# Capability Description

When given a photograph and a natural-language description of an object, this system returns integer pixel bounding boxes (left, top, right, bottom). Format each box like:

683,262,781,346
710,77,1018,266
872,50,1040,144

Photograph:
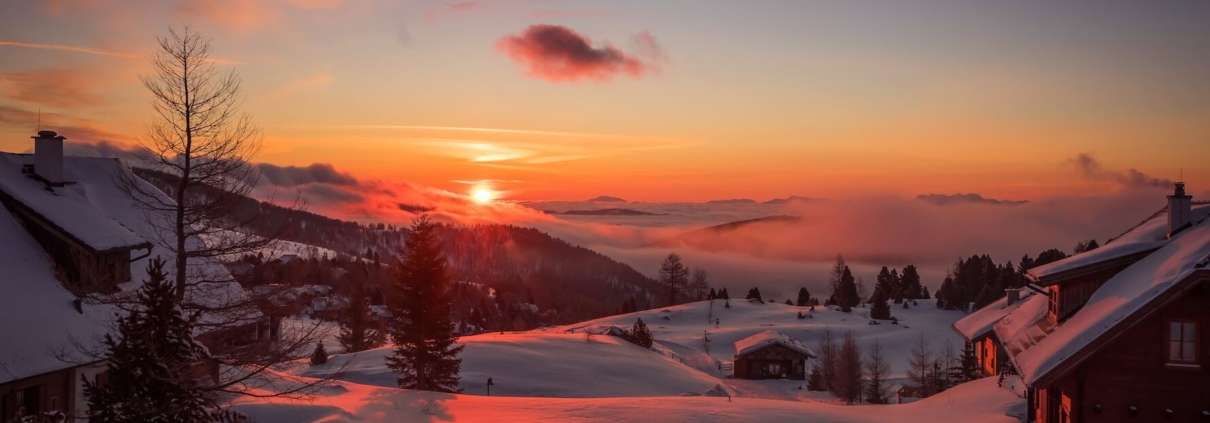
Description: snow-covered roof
0,205,118,383
1027,204,1210,282
1014,217,1210,385
953,291,1036,340
0,153,253,383
992,293,1051,358
734,330,815,358
0,154,148,251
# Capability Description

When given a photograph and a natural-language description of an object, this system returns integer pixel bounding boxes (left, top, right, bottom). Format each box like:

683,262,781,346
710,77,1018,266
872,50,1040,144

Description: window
1168,320,1198,365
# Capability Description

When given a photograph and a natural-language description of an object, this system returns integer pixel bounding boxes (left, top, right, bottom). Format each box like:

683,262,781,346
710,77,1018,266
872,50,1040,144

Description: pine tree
864,339,890,404
630,318,654,348
796,287,811,306
807,364,826,391
719,287,729,300
835,331,864,404
900,265,923,299
907,334,934,397
960,341,979,381
659,253,689,306
311,342,329,366
784,299,793,305
85,258,218,422
834,266,859,312
338,267,384,353
745,287,763,303
385,216,464,392
869,297,891,320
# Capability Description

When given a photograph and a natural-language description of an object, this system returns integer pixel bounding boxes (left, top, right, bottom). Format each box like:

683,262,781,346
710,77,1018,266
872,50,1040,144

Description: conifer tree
385,216,463,392
864,339,890,404
745,287,763,302
869,296,891,320
900,265,923,300
960,341,979,381
85,258,218,422
338,267,384,353
719,287,730,300
807,364,826,391
310,342,329,366
630,318,654,348
834,266,859,312
796,287,811,306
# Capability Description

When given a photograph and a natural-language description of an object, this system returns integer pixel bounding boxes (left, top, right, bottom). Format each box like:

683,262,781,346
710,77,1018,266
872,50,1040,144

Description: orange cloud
0,68,107,108
496,25,654,82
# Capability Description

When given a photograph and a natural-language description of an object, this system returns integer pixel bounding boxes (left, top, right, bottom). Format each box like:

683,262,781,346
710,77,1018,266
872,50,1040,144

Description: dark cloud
1070,153,1172,189
255,163,359,187
916,193,1028,206
300,183,364,204
496,25,652,82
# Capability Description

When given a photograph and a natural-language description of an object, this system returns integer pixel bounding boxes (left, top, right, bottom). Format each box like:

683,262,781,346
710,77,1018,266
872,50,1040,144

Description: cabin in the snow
733,330,814,380
955,182,1210,423
0,131,270,422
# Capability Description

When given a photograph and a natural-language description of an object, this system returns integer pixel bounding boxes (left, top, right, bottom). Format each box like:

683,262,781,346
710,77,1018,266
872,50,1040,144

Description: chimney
1167,182,1193,237
1005,288,1020,306
32,130,66,184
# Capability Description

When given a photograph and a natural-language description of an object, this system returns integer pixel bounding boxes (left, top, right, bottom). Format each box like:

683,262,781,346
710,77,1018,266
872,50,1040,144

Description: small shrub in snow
311,341,329,366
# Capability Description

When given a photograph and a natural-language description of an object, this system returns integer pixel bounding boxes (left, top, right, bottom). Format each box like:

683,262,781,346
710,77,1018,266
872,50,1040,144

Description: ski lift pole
486,377,494,396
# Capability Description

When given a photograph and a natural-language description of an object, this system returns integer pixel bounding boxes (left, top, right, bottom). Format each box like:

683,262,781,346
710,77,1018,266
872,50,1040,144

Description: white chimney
1167,182,1193,237
32,130,66,184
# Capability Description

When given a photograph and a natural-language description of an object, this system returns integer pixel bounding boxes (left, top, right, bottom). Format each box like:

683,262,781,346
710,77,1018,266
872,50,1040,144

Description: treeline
935,241,1096,311
808,331,981,403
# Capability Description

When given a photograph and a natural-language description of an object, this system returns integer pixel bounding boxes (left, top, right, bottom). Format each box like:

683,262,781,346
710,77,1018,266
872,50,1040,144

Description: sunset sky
2,0,1208,209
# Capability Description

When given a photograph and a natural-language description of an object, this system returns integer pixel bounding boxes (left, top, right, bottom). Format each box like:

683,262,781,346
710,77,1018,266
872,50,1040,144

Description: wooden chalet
733,330,814,380
955,182,1210,423
0,131,270,422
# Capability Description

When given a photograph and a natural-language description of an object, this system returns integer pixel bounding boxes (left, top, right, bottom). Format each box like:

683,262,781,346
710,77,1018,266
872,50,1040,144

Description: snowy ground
243,300,1019,421
558,299,969,380
233,375,1022,422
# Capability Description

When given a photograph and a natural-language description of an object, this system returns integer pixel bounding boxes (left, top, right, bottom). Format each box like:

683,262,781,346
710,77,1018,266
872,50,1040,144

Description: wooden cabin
956,182,1210,422
733,330,814,380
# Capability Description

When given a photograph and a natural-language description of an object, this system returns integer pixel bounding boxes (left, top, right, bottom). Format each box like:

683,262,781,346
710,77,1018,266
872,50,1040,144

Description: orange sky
1,1,1208,206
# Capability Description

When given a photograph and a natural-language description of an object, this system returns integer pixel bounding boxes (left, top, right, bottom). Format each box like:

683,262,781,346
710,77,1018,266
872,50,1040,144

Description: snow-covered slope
557,299,968,379
236,298,1011,422
233,372,1022,422
301,332,726,397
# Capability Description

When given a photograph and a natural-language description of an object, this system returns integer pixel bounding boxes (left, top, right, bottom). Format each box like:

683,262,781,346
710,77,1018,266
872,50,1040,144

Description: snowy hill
233,372,1020,422
236,299,1014,421
302,332,725,398
557,299,968,380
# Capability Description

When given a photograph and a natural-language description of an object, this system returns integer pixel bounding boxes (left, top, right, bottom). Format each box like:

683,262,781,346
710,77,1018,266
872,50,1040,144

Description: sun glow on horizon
470,184,497,205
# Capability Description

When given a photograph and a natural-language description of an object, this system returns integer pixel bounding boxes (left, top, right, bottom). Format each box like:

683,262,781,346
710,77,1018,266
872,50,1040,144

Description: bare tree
864,339,890,404
123,26,268,299
111,27,330,404
688,268,709,301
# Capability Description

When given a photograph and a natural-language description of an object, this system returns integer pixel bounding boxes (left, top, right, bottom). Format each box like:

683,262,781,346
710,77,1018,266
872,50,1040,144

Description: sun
470,185,496,205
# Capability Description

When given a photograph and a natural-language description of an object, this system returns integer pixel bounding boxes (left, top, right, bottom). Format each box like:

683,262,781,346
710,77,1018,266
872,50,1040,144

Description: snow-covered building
0,131,268,421
732,330,814,380
955,182,1210,423
952,288,1033,377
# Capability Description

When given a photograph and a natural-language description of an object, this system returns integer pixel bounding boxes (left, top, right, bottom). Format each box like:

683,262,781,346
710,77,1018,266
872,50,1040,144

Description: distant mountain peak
588,195,627,202
916,193,1028,206
763,195,814,205
705,198,757,205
